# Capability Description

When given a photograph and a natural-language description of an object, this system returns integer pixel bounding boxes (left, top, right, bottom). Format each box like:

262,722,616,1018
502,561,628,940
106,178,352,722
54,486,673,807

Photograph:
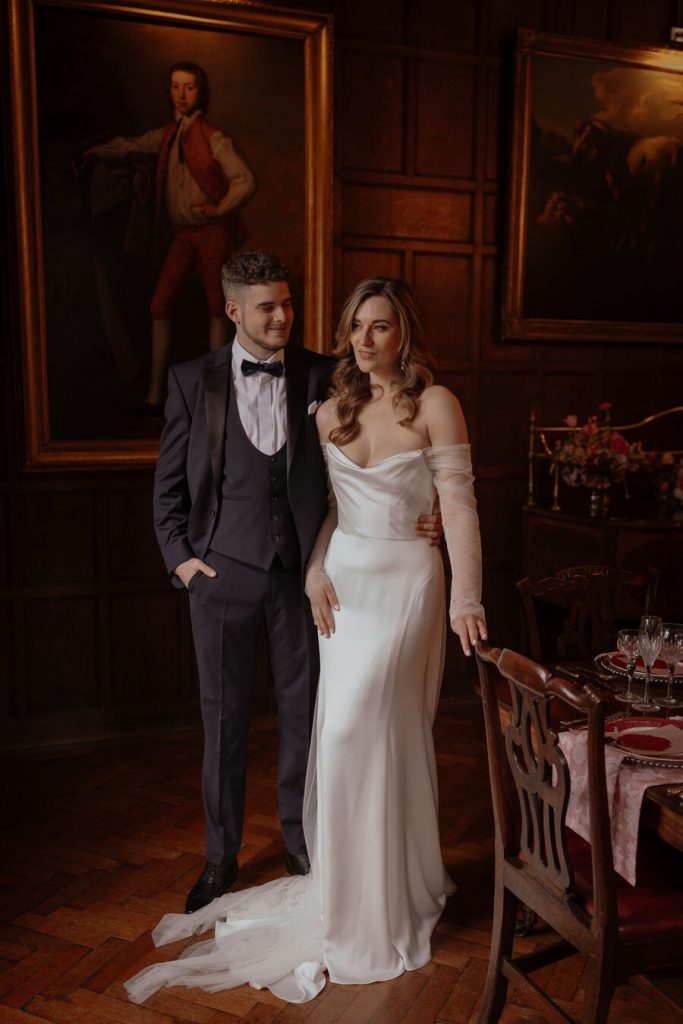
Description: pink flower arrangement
553,403,646,488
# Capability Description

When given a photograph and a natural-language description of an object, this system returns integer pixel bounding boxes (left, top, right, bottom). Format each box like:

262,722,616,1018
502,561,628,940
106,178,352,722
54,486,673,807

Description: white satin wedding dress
125,442,482,1005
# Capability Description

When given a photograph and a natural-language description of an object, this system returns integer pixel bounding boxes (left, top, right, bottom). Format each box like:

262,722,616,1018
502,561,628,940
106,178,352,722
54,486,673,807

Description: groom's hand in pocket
175,558,217,589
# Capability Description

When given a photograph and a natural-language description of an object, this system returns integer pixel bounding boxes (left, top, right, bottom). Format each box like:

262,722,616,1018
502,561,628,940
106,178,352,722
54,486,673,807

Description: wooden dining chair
516,564,660,664
475,642,683,1024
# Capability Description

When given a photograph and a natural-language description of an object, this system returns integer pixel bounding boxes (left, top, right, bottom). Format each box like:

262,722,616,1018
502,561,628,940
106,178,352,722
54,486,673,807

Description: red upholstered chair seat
566,827,683,941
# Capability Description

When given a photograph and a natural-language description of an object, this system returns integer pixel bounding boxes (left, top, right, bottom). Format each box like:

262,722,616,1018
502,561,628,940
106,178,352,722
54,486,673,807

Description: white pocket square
307,400,320,415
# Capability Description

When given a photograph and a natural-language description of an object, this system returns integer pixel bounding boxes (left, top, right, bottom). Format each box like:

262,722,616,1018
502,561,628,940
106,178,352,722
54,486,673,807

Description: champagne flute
633,615,663,713
615,628,640,703
659,622,683,709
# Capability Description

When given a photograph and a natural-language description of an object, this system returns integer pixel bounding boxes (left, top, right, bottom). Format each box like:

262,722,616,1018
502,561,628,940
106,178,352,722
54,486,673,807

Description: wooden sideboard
522,506,683,619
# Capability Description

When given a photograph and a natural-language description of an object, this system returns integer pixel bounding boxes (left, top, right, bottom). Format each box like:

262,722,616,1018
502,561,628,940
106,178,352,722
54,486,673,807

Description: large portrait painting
503,29,683,343
7,0,332,468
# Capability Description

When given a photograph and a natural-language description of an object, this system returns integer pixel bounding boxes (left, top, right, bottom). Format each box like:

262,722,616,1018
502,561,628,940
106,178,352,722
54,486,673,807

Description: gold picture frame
7,0,333,468
503,28,683,344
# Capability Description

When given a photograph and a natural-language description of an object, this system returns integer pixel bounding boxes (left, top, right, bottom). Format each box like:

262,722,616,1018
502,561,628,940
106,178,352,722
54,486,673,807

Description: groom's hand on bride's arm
306,570,339,639
452,615,488,657
174,557,217,589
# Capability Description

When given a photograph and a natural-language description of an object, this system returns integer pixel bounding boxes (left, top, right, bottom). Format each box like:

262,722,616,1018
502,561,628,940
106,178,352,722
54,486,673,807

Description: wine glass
659,622,683,709
633,615,663,713
615,628,640,703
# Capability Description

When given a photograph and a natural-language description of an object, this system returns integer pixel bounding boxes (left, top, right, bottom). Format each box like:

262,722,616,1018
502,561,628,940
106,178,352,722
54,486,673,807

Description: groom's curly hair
221,250,290,303
329,278,435,446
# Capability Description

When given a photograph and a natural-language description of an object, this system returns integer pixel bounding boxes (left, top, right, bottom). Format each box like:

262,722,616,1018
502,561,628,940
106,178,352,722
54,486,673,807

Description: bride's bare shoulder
315,398,340,442
420,385,468,445
420,384,465,420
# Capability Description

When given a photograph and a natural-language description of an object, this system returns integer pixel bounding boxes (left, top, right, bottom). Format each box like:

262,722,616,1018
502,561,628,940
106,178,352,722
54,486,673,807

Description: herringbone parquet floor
1,699,680,1023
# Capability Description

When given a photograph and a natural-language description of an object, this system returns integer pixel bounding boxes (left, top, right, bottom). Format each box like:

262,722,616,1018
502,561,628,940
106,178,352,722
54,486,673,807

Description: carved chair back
516,564,659,663
475,642,683,1024
476,643,614,936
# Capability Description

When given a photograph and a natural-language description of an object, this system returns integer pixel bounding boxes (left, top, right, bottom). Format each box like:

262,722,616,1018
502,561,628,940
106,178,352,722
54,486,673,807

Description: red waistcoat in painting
156,115,230,216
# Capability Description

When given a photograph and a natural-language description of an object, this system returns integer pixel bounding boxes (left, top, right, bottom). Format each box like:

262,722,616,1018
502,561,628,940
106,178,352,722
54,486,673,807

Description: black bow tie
241,359,283,378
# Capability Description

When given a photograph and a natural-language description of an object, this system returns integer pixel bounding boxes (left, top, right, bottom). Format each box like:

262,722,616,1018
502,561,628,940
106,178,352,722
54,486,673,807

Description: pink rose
598,401,612,411
563,414,578,427
610,432,629,454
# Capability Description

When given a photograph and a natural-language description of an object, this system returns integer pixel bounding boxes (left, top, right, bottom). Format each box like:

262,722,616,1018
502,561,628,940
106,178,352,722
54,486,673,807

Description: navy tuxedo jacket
153,342,334,588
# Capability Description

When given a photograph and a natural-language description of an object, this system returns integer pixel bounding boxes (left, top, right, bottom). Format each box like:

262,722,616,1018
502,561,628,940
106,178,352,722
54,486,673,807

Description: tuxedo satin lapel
203,348,230,493
285,348,307,477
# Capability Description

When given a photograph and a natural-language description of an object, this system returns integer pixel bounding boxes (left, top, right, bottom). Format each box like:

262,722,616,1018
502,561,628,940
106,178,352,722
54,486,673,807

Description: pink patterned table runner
559,730,683,885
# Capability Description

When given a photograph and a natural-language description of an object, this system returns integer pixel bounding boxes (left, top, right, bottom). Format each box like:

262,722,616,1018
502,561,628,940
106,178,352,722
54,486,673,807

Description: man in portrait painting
86,61,256,412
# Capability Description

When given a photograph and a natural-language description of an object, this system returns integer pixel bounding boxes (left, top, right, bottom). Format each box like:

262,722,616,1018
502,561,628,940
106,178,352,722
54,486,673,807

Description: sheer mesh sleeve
423,444,485,623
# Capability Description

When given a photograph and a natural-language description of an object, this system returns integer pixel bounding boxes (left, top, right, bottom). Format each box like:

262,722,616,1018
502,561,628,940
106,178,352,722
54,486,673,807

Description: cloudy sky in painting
532,55,683,143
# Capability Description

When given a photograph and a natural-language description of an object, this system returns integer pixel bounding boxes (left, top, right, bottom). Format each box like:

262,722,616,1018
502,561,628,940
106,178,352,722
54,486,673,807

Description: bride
125,276,486,1005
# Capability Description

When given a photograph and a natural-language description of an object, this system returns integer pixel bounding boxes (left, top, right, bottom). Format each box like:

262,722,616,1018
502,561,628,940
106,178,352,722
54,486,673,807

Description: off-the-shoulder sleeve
423,444,485,623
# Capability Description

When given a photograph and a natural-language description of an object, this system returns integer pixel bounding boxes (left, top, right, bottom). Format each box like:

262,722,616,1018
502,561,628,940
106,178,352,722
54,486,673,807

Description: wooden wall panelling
109,590,181,710
478,474,533,568
483,192,498,245
106,482,166,585
572,0,610,40
340,49,405,172
336,0,405,44
610,0,672,45
477,370,533,465
542,341,603,372
601,371,663,424
484,66,501,182
537,371,601,421
341,182,474,241
409,0,479,53
542,0,576,35
414,58,476,178
485,0,545,54
413,251,473,365
480,255,532,363
339,246,405,300
0,490,8,590
20,487,96,587
0,600,12,716
24,596,99,714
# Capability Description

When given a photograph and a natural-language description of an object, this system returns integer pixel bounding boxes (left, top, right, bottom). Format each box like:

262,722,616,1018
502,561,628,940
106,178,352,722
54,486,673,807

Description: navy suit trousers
188,549,316,864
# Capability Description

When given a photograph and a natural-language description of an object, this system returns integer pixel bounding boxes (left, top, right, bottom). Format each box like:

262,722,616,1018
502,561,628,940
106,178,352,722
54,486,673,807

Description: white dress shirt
231,338,287,455
89,110,256,228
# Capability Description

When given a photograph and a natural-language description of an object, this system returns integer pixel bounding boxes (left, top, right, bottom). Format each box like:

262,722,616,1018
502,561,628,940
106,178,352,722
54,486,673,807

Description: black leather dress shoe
185,858,238,914
285,851,311,876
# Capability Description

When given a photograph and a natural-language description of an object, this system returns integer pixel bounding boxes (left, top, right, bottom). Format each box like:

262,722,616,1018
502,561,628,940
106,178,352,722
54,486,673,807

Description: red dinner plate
605,717,683,761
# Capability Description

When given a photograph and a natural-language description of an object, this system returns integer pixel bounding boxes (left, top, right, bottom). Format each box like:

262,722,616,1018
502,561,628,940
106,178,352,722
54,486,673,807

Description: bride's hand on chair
306,570,340,638
451,615,487,657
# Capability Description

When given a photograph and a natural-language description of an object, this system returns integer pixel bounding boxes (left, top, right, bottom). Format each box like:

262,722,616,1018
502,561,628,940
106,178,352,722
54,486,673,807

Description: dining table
483,654,683,859
551,657,683,862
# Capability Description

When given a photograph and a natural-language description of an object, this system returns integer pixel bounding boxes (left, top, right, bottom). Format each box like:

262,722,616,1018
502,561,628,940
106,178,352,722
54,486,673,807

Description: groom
154,250,441,913
154,250,332,912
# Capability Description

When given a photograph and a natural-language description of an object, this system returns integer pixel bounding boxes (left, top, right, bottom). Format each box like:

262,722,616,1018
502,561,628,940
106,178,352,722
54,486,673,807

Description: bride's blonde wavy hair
329,278,435,446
